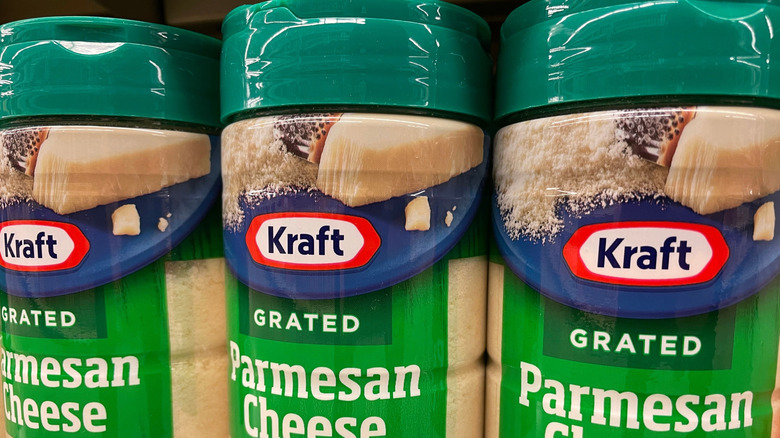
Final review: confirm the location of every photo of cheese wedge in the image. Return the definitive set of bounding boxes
[666,107,780,215]
[32,127,211,214]
[316,114,483,207]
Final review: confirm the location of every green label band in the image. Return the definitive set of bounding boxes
[238,286,393,346]
[1,208,227,437]
[227,219,489,438]
[1,290,107,340]
[488,107,780,437]
[222,112,490,438]
[542,300,736,371]
[487,260,780,437]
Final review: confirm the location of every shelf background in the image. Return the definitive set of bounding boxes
[0,0,163,24]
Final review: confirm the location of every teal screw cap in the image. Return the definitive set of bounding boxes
[221,0,493,124]
[0,17,222,128]
[497,0,780,120]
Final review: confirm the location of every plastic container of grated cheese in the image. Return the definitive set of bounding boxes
[0,17,227,437]
[220,1,492,436]
[489,1,780,437]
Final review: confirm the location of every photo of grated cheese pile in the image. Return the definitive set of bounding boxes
[494,111,669,241]
[221,118,317,229]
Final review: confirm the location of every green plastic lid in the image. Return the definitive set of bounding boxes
[496,0,780,120]
[220,0,492,124]
[0,17,221,128]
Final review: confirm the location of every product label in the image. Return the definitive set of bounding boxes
[238,283,392,345]
[0,126,225,437]
[0,221,90,272]
[246,212,381,270]
[1,290,107,339]
[489,106,780,437]
[223,113,489,437]
[541,298,735,370]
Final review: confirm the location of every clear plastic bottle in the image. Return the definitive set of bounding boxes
[0,17,226,437]
[220,1,492,437]
[489,1,780,436]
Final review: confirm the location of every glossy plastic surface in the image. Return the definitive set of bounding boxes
[0,17,221,128]
[222,112,488,437]
[496,0,780,119]
[488,105,780,437]
[220,0,492,123]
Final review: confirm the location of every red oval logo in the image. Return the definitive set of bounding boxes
[246,213,381,271]
[563,221,729,286]
[0,220,90,272]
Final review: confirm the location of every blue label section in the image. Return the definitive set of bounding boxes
[491,107,780,319]
[225,145,487,300]
[493,191,780,319]
[0,134,221,297]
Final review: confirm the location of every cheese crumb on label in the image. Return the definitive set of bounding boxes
[445,211,454,227]
[158,217,169,232]
[111,204,140,236]
[754,202,775,241]
[405,196,431,231]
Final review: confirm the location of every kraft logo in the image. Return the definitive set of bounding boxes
[563,222,729,286]
[0,221,90,272]
[246,213,381,271]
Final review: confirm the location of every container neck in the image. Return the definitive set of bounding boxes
[0,115,221,135]
[225,105,490,130]
[495,94,780,127]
